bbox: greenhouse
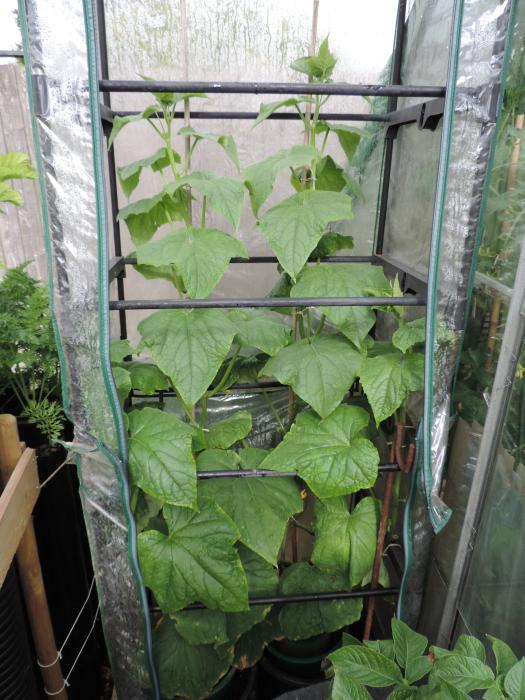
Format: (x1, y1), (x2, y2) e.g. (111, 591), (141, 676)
(0, 0), (525, 698)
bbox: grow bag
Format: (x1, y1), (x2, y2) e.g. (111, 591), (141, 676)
(17, 0), (518, 697)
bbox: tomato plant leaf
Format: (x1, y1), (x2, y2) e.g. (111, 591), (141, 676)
(261, 335), (361, 418)
(391, 618), (428, 669)
(168, 172), (245, 229)
(259, 190), (354, 280)
(433, 654), (495, 693)
(193, 412), (252, 451)
(244, 144), (317, 216)
(261, 406), (379, 498)
(328, 642), (404, 687)
(505, 659), (525, 700)
(291, 264), (388, 347)
(128, 407), (197, 508)
(139, 503), (248, 613)
(228, 309), (291, 356)
(278, 563), (362, 640)
(197, 448), (303, 564)
(392, 318), (426, 353)
(117, 184), (189, 245)
(360, 351), (424, 425)
(138, 309), (237, 406)
(136, 227), (248, 298)
(179, 126), (240, 171)
(117, 146), (177, 198)
(153, 617), (232, 700)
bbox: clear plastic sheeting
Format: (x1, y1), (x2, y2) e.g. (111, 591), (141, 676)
(18, 0), (154, 697)
(424, 0), (517, 532)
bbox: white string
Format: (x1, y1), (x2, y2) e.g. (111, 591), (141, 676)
(37, 651), (61, 669)
(39, 452), (74, 489)
(43, 603), (100, 697)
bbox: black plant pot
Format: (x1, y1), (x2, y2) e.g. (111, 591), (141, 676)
(258, 633), (341, 699)
(274, 682), (392, 699)
(175, 666), (256, 700)
(16, 418), (107, 700)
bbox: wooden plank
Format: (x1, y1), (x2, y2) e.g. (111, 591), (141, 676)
(0, 447), (39, 588)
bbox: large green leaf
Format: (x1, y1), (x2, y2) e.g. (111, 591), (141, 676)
(261, 335), (361, 418)
(405, 656), (432, 685)
(278, 563), (362, 640)
(153, 617), (232, 700)
(193, 412), (252, 451)
(309, 232), (354, 258)
(128, 408), (196, 508)
(234, 607), (282, 670)
(259, 190), (354, 280)
(487, 635), (518, 676)
(168, 172), (244, 229)
(432, 654), (495, 693)
(392, 318), (426, 353)
(138, 309), (236, 406)
(328, 644), (404, 688)
(0, 151), (37, 181)
(110, 338), (133, 362)
(252, 98), (314, 129)
(291, 264), (389, 347)
(315, 122), (362, 162)
(179, 126), (240, 171)
(453, 635), (486, 663)
(197, 448), (302, 564)
(261, 406), (379, 498)
(138, 503), (248, 613)
(244, 145), (317, 215)
(290, 37), (336, 81)
(228, 309), (291, 356)
(112, 366), (131, 403)
(123, 361), (170, 395)
(359, 351), (424, 425)
(312, 496), (381, 587)
(391, 618), (428, 669)
(0, 181), (23, 209)
(136, 227), (247, 298)
(117, 146), (177, 198)
(117, 184), (189, 245)
(505, 659), (525, 700)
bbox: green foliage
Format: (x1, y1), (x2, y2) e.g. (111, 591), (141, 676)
(0, 151), (37, 212)
(0, 265), (63, 442)
(327, 622), (523, 700)
(112, 37), (426, 700)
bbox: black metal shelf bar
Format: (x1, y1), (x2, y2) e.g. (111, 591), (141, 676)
(104, 106), (389, 123)
(196, 464), (399, 479)
(0, 50), (23, 58)
(110, 295), (426, 310)
(99, 79), (445, 98)
(162, 587), (400, 611)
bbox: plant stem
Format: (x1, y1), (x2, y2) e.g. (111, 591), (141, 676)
(173, 386), (199, 427)
(208, 345), (241, 398)
(201, 195), (207, 228)
(261, 390), (285, 433)
(316, 313), (326, 335)
(199, 395), (208, 428)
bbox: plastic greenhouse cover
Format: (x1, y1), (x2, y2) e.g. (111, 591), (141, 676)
(17, 0), (156, 697)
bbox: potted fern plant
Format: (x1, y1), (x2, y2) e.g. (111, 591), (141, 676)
(110, 37), (424, 700)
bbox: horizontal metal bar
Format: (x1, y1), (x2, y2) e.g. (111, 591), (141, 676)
(106, 107), (389, 123)
(0, 50), (23, 58)
(115, 255), (377, 269)
(196, 464), (400, 479)
(110, 295), (426, 310)
(99, 79), (445, 98)
(475, 271), (513, 299)
(177, 587), (400, 610)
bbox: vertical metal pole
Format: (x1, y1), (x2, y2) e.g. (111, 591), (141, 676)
(437, 229), (525, 646)
(95, 0), (128, 341)
(375, 0), (407, 255)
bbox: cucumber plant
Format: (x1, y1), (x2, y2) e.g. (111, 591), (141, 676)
(109, 37), (424, 700)
(327, 619), (524, 700)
